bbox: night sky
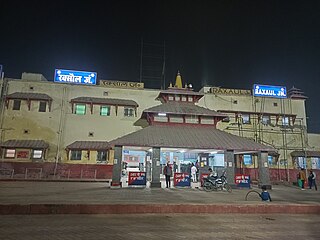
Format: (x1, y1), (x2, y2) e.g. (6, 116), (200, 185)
(1, 0), (320, 132)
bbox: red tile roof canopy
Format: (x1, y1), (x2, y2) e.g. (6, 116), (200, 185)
(5, 92), (53, 111)
(0, 140), (49, 149)
(109, 125), (275, 152)
(70, 97), (139, 116)
(65, 141), (111, 161)
(142, 102), (227, 127)
(291, 150), (320, 158)
(66, 141), (110, 150)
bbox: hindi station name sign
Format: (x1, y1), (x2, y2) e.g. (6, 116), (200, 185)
(54, 69), (97, 85)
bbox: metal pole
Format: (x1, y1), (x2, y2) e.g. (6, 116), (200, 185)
(139, 38), (143, 83)
(54, 87), (66, 177)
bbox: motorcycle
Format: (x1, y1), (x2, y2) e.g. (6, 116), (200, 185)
(203, 171), (232, 193)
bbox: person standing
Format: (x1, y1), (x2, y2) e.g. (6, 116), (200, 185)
(163, 163), (172, 188)
(308, 170), (317, 190)
(299, 168), (306, 190)
(191, 163), (197, 183)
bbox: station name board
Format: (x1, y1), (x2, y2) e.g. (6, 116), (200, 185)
(100, 80), (144, 89)
(54, 69), (97, 85)
(209, 87), (251, 95)
(253, 84), (287, 98)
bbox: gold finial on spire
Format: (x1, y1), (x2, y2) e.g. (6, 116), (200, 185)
(169, 82), (173, 88)
(175, 71), (183, 88)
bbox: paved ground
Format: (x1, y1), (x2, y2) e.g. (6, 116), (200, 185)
(1, 214), (320, 240)
(0, 181), (319, 239)
(0, 181), (319, 214)
(0, 181), (319, 205)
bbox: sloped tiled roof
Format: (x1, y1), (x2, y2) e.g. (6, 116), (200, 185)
(143, 102), (226, 117)
(6, 92), (52, 101)
(290, 150), (320, 157)
(0, 140), (49, 149)
(157, 88), (204, 96)
(66, 141), (110, 150)
(110, 125), (275, 152)
(71, 97), (138, 107)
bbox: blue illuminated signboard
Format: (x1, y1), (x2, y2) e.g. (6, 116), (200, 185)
(253, 84), (287, 98)
(54, 69), (97, 85)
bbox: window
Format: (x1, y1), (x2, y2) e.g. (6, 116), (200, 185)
(32, 150), (43, 159)
(268, 156), (273, 165)
(88, 132), (94, 137)
(188, 96), (193, 102)
(39, 101), (47, 112)
(282, 116), (289, 126)
(13, 100), (21, 110)
(273, 102), (278, 107)
(233, 100), (238, 104)
(181, 96), (187, 101)
(174, 95), (180, 101)
(168, 96), (174, 101)
(5, 149), (15, 158)
(261, 115), (270, 125)
(242, 114), (250, 124)
(70, 150), (82, 160)
(97, 151), (107, 162)
(100, 106), (110, 116)
(75, 104), (86, 115)
(124, 107), (134, 117)
(243, 155), (252, 165)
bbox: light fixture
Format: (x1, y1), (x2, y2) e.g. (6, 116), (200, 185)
(158, 113), (167, 116)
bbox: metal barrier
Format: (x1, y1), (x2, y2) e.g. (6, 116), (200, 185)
(0, 168), (14, 178)
(25, 168), (42, 179)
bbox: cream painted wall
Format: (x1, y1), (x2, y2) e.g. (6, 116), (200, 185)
(307, 133), (320, 151)
(1, 78), (160, 163)
(1, 78), (318, 168)
(198, 88), (309, 168)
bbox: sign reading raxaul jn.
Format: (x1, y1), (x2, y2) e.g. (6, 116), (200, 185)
(253, 84), (287, 98)
(209, 87), (251, 95)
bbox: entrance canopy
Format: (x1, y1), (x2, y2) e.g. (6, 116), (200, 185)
(110, 125), (275, 153)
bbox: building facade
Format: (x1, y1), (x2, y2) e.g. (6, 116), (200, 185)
(0, 72), (319, 184)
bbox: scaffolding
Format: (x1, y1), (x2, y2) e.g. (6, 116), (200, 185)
(139, 39), (166, 89)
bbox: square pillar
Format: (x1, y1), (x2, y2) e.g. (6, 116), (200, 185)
(150, 147), (161, 188)
(111, 145), (123, 188)
(225, 150), (235, 185)
(258, 151), (272, 189)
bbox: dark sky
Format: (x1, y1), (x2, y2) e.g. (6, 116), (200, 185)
(1, 0), (320, 132)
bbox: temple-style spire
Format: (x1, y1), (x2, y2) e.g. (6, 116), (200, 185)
(174, 71), (183, 88)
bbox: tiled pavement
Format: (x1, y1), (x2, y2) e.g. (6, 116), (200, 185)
(0, 181), (319, 214)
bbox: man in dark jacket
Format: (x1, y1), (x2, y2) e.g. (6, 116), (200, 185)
(163, 163), (172, 188)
